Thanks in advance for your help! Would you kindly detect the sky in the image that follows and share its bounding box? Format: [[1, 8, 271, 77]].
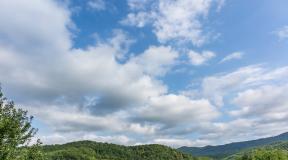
[[0, 0, 288, 148]]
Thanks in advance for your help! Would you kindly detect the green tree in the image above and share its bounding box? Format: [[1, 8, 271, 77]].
[[0, 87, 45, 160], [237, 149, 288, 160]]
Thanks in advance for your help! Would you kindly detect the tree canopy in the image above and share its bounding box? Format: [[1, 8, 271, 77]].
[[43, 140, 210, 160], [0, 87, 44, 160]]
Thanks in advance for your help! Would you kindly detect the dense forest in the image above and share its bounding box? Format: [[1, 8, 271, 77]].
[[42, 140, 210, 160], [41, 140, 288, 160], [224, 142, 288, 160]]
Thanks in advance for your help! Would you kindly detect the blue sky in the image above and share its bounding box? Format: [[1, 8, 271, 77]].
[[71, 0, 288, 91], [0, 0, 288, 147]]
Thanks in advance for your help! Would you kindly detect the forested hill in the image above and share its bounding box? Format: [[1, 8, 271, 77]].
[[42, 140, 210, 160], [178, 132, 288, 158], [224, 141, 288, 160]]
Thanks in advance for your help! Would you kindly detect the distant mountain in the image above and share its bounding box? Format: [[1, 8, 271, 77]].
[[178, 132, 288, 159], [42, 140, 210, 160]]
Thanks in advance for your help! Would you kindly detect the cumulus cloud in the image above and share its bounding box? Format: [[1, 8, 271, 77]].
[[0, 0, 71, 52], [188, 50, 216, 66], [122, 0, 223, 46], [231, 85, 288, 119], [126, 94, 220, 142], [0, 0, 221, 147], [135, 94, 219, 126], [220, 52, 244, 63], [183, 65, 288, 144], [1, 0, 288, 148], [26, 104, 157, 135], [0, 0, 165, 131], [128, 46, 178, 76], [201, 65, 288, 106]]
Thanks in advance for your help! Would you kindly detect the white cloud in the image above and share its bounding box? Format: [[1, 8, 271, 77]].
[[82, 134, 132, 145], [39, 133, 134, 146], [201, 65, 288, 106], [105, 29, 135, 59], [123, 0, 223, 46], [0, 0, 221, 146], [188, 50, 216, 65], [273, 25, 288, 40], [231, 85, 288, 119], [1, 0, 288, 148], [26, 104, 157, 135], [157, 65, 288, 145], [128, 46, 178, 76], [0, 0, 72, 52], [220, 52, 244, 63], [209, 113, 288, 145], [135, 94, 219, 131], [186, 65, 288, 145], [152, 138, 211, 148], [87, 0, 106, 11], [121, 12, 152, 28], [155, 0, 211, 45]]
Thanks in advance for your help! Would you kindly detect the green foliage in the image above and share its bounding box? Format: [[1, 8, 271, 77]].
[[236, 149, 288, 160], [43, 140, 210, 160], [265, 142, 288, 151], [0, 87, 44, 160], [224, 142, 288, 160], [20, 139, 46, 160]]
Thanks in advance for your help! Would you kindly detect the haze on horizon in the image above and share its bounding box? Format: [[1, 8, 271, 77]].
[[0, 0, 288, 148]]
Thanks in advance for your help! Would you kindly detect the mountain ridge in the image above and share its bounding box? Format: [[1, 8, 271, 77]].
[[178, 132, 288, 158]]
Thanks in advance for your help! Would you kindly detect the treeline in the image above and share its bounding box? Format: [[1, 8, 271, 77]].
[[42, 141, 288, 160], [43, 140, 211, 160], [224, 142, 288, 160], [236, 149, 288, 160]]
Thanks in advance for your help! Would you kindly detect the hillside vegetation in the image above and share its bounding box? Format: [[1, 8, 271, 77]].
[[41, 136, 288, 160], [42, 140, 210, 160], [41, 140, 288, 160], [224, 141, 288, 160]]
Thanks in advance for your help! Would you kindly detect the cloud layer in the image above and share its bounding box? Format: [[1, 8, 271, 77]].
[[0, 0, 218, 147], [0, 0, 287, 148]]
